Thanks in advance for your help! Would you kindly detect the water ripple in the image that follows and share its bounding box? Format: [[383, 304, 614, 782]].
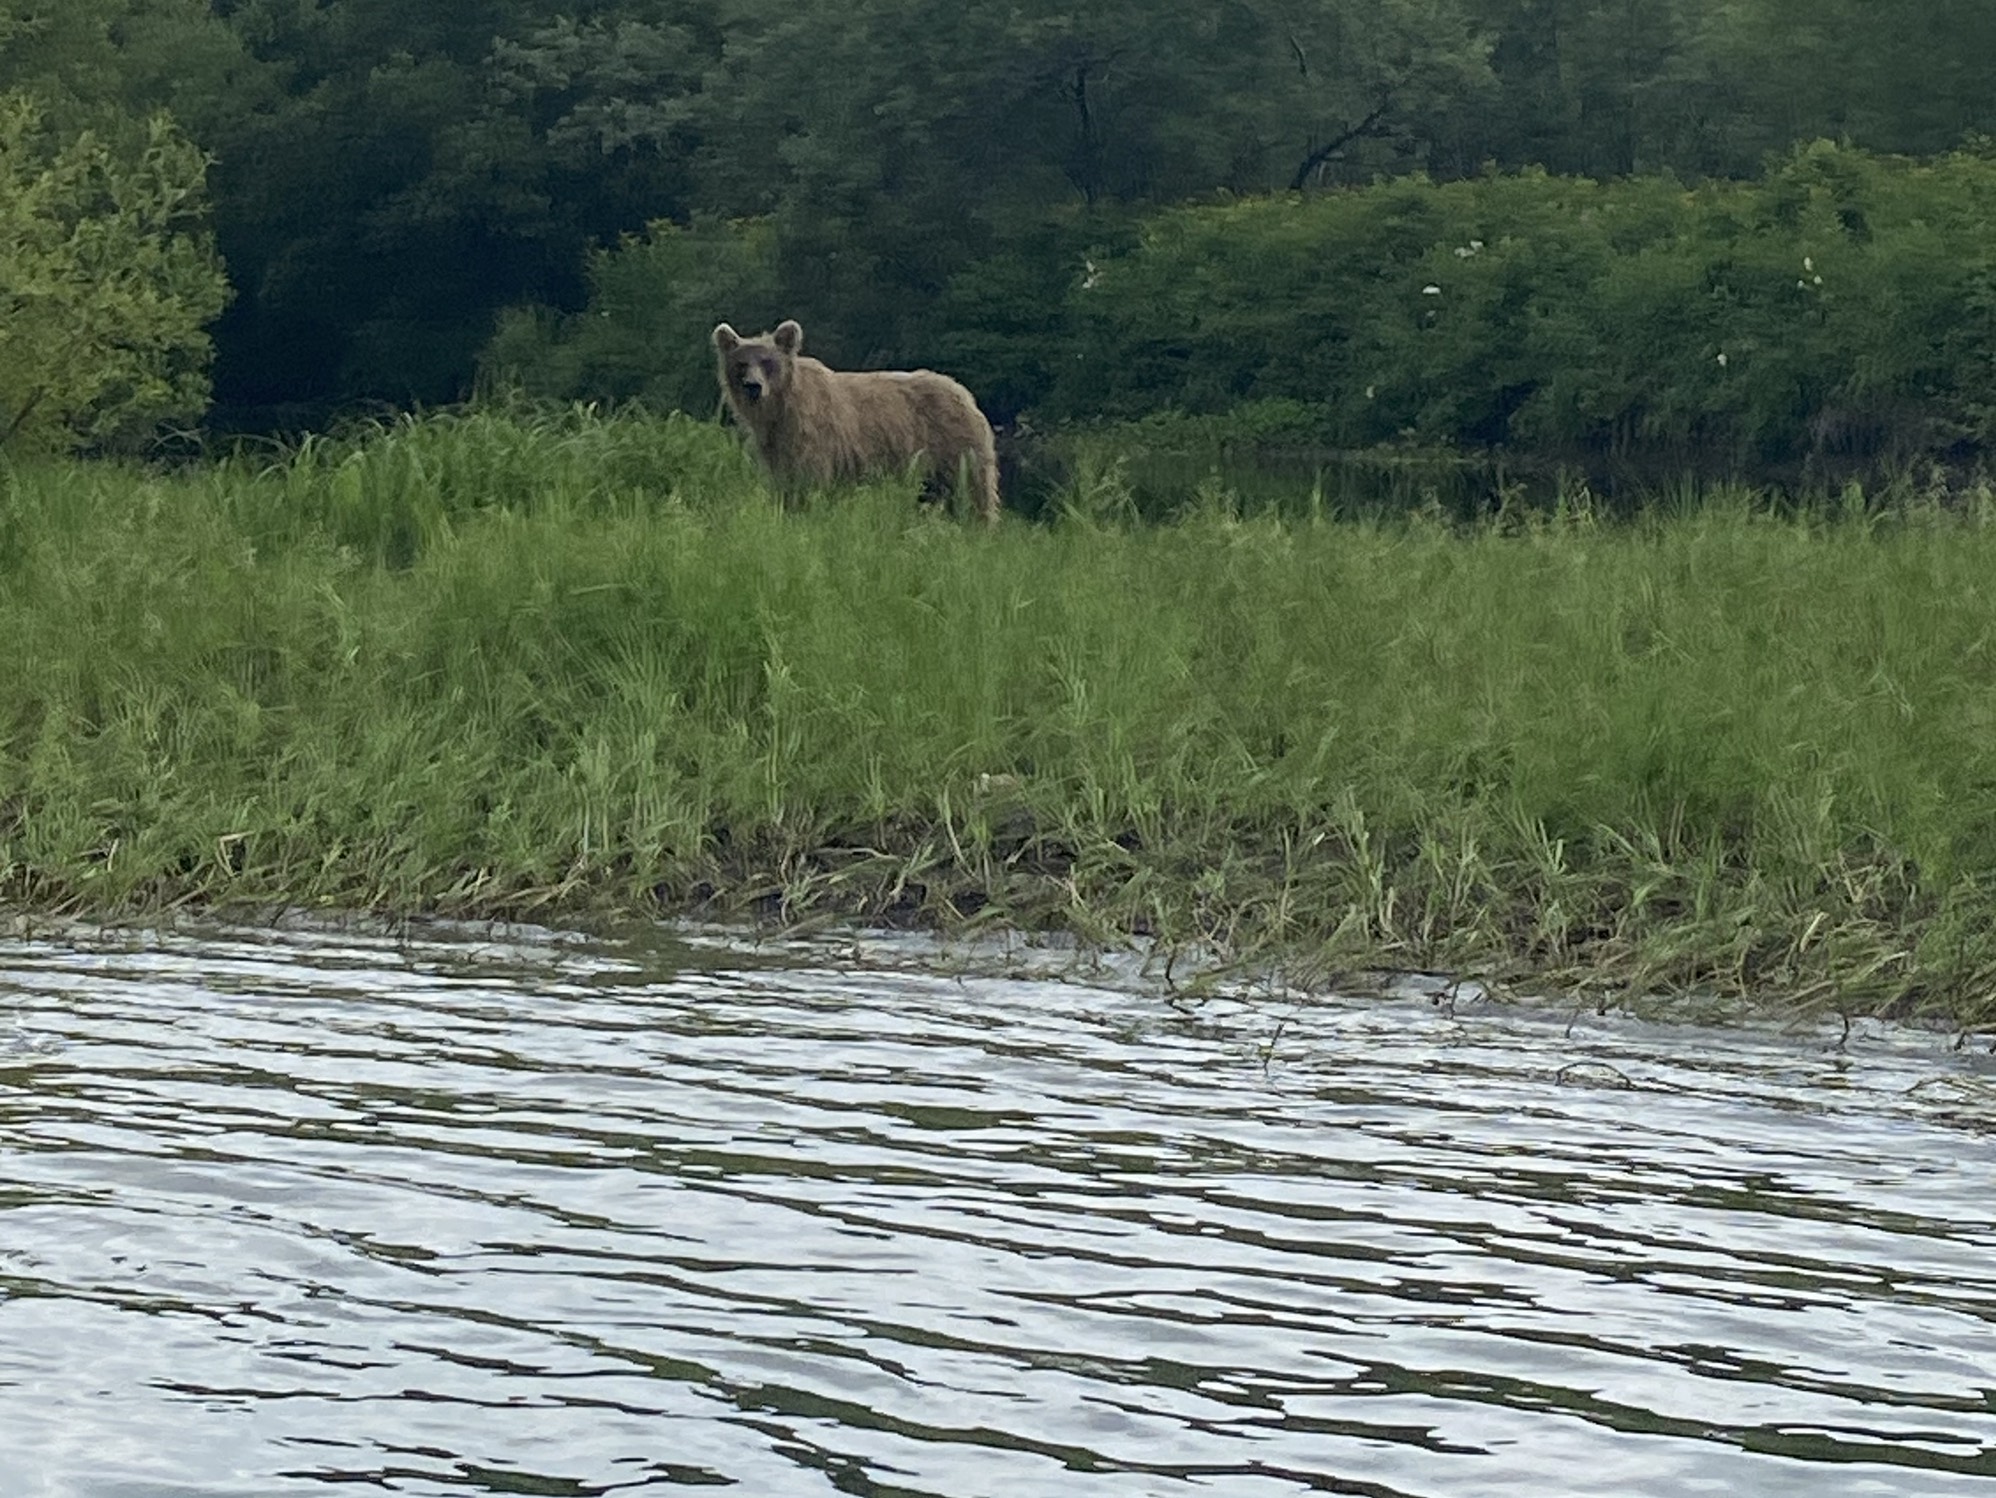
[[1, 922, 1992, 1496]]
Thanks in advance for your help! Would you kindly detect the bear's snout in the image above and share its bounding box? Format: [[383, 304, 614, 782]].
[[740, 374, 765, 402]]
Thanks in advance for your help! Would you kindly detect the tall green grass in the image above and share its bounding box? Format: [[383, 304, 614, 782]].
[[5, 407, 1996, 1027]]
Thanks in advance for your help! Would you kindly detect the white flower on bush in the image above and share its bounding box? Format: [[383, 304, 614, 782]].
[[1422, 283, 1441, 295], [1716, 351, 1728, 367]]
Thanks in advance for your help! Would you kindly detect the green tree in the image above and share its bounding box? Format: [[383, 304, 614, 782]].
[[480, 215, 780, 413], [1700, 0, 1996, 160], [0, 0, 254, 131], [1465, 0, 1742, 177], [194, 0, 719, 421], [0, 90, 231, 452], [1252, 0, 1493, 189], [692, 0, 1490, 368], [1464, 1, 1996, 181]]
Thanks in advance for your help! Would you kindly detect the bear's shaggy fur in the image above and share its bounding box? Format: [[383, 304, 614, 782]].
[[712, 319, 1000, 523]]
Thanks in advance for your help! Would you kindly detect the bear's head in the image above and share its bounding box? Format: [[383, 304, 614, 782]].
[[712, 319, 804, 409]]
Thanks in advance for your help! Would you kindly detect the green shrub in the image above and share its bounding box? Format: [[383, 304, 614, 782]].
[[480, 217, 781, 415], [1057, 144, 1996, 469], [0, 90, 230, 454]]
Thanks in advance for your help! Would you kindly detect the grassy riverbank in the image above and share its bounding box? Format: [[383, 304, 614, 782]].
[[5, 409, 1996, 1028]]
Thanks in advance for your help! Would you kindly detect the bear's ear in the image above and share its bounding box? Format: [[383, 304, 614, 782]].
[[712, 323, 740, 353], [773, 320, 804, 355]]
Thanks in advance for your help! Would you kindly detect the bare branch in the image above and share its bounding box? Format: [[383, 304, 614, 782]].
[[1288, 98, 1394, 192]]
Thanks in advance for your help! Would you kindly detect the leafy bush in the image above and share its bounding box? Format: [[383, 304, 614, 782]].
[[0, 90, 230, 454], [480, 217, 781, 416], [924, 211, 1139, 423], [1056, 143, 1996, 469], [483, 144, 1996, 474]]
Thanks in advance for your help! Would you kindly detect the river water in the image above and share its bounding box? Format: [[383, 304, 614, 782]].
[[2, 921, 1993, 1498]]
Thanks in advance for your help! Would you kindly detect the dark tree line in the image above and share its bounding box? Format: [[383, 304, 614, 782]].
[[6, 0, 1994, 433]]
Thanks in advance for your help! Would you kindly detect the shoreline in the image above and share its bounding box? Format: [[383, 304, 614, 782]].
[[3, 822, 1988, 1037], [7, 410, 1996, 1033], [4, 884, 1988, 1055]]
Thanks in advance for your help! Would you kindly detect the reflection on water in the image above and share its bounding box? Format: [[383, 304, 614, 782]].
[[1, 921, 1992, 1497]]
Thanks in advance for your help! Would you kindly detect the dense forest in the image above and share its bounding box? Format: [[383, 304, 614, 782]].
[[6, 0, 1996, 465]]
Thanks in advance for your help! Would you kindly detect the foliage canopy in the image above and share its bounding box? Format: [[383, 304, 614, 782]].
[[9, 0, 1996, 450], [0, 89, 229, 453]]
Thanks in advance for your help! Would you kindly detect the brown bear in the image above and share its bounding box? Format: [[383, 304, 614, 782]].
[[711, 319, 1001, 523]]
